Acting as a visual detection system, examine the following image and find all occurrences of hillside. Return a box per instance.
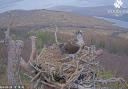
[0,9,125,31]
[49,5,113,16]
[49,5,128,22]
[1,9,128,41]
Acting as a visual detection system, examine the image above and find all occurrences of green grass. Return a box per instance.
[20,71,30,82]
[97,71,123,88]
[35,30,55,50]
[98,71,113,79]
[28,30,63,53]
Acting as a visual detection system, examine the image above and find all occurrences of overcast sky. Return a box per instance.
[0,0,128,13]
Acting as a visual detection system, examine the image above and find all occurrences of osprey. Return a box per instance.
[59,42,80,54]
[56,30,85,55]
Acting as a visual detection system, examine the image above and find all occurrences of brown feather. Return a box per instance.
[59,42,80,54]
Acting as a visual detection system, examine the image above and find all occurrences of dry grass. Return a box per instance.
[118,32,128,39]
[83,30,128,55]
[51,29,128,55]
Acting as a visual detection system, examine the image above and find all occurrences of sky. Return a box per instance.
[0,0,128,13]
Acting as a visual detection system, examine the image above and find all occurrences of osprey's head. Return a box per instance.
[75,30,85,47]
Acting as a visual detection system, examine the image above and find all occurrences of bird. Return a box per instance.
[75,30,85,47]
[54,25,85,56]
[57,30,85,55]
[59,42,80,54]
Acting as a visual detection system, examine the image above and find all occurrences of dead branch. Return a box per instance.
[28,36,37,64]
[55,26,59,44]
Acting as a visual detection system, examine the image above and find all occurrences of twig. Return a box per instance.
[31,71,42,82]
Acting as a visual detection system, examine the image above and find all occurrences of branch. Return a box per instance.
[31,71,42,82]
[20,57,30,72]
[95,49,103,58]
[28,36,37,64]
[55,25,59,44]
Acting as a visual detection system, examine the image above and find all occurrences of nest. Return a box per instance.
[29,44,98,89]
[22,41,127,89]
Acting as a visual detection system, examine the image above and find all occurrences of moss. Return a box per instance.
[35,31,55,52]
[98,71,113,79]
[97,71,127,88]
[20,71,30,83]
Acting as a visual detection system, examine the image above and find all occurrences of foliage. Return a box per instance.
[85,30,128,55]
[98,71,113,79]
[36,31,55,47]
[20,71,30,82]
[28,30,63,53]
